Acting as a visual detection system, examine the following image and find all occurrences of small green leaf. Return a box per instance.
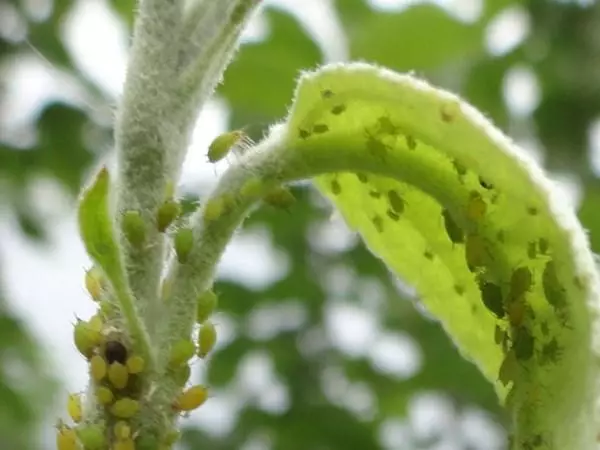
[279,63,600,448]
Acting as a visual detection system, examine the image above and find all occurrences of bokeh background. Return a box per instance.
[1,0,599,449]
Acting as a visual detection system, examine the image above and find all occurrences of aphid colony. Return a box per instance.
[58,270,219,450]
[438,180,570,389]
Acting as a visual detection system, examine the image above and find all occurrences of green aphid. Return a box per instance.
[174,228,194,264]
[479,280,505,319]
[498,351,518,386]
[540,338,562,365]
[423,250,434,260]
[312,123,329,134]
[356,173,369,183]
[365,134,388,158]
[157,199,181,232]
[76,424,106,450]
[168,339,196,368]
[299,128,311,139]
[197,321,217,358]
[542,260,567,310]
[510,266,534,298]
[442,209,464,244]
[376,116,400,135]
[513,327,534,361]
[263,187,296,210]
[527,206,539,216]
[387,190,405,215]
[538,237,549,255]
[122,210,146,248]
[331,178,342,195]
[465,234,490,272]
[207,130,246,163]
[369,190,381,199]
[405,135,417,150]
[197,290,218,323]
[321,89,334,99]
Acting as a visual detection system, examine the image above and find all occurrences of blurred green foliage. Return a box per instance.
[1,0,599,448]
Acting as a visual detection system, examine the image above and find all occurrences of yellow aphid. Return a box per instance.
[122,210,147,248]
[114,437,135,450]
[263,187,295,210]
[466,191,487,222]
[168,340,196,368]
[110,398,139,419]
[90,355,107,382]
[240,178,263,198]
[56,423,78,450]
[76,424,105,450]
[207,130,246,163]
[203,198,224,222]
[114,421,131,440]
[198,321,217,358]
[85,267,104,301]
[67,393,83,423]
[173,364,191,386]
[73,319,102,359]
[157,199,181,233]
[96,386,114,405]
[108,362,129,390]
[174,385,208,411]
[196,290,218,323]
[126,355,145,374]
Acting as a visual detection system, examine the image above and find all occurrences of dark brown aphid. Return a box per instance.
[452,160,467,177]
[366,134,388,158]
[376,116,400,135]
[542,260,567,310]
[386,210,400,221]
[387,190,405,215]
[513,327,534,361]
[105,341,128,365]
[538,237,549,255]
[478,280,505,319]
[331,179,342,195]
[331,104,346,115]
[356,173,368,183]
[510,267,534,298]
[454,284,465,295]
[424,250,434,260]
[442,209,464,244]
[405,135,417,150]
[478,176,493,190]
[527,206,539,216]
[527,241,537,259]
[369,190,381,199]
[372,215,384,233]
[321,89,334,99]
[299,129,310,139]
[540,338,562,365]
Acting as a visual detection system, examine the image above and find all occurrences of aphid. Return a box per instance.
[442,209,464,244]
[538,238,549,255]
[454,284,465,295]
[321,89,334,99]
[312,123,329,134]
[369,190,381,199]
[466,191,487,222]
[510,267,534,298]
[114,438,135,450]
[240,178,263,198]
[73,319,102,359]
[506,299,526,328]
[110,398,140,419]
[496,230,505,243]
[263,187,296,210]
[387,190,405,215]
[376,116,400,135]
[85,267,104,301]
[405,135,417,150]
[465,234,490,272]
[203,198,224,221]
[126,355,145,374]
[527,241,537,259]
[440,100,459,123]
[56,423,78,450]
[540,321,550,336]
[331,104,346,115]
[372,215,384,233]
[173,364,191,387]
[162,430,181,446]
[174,385,209,412]
[207,130,246,163]
[198,321,217,358]
[478,176,493,190]
[67,393,82,423]
[513,327,535,361]
[114,421,131,440]
[174,228,194,263]
[479,280,505,319]
[452,160,467,177]
[386,210,400,221]
[157,199,181,232]
[540,338,562,365]
[105,341,128,365]
[423,250,434,261]
[494,324,504,345]
[365,133,388,158]
[331,178,342,195]
[88,315,103,333]
[196,290,218,324]
[108,362,129,390]
[542,260,567,310]
[498,351,518,386]
[122,210,146,248]
[298,128,310,139]
[96,386,114,405]
[527,206,539,216]
[168,339,196,368]
[76,424,105,450]
[356,173,368,183]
